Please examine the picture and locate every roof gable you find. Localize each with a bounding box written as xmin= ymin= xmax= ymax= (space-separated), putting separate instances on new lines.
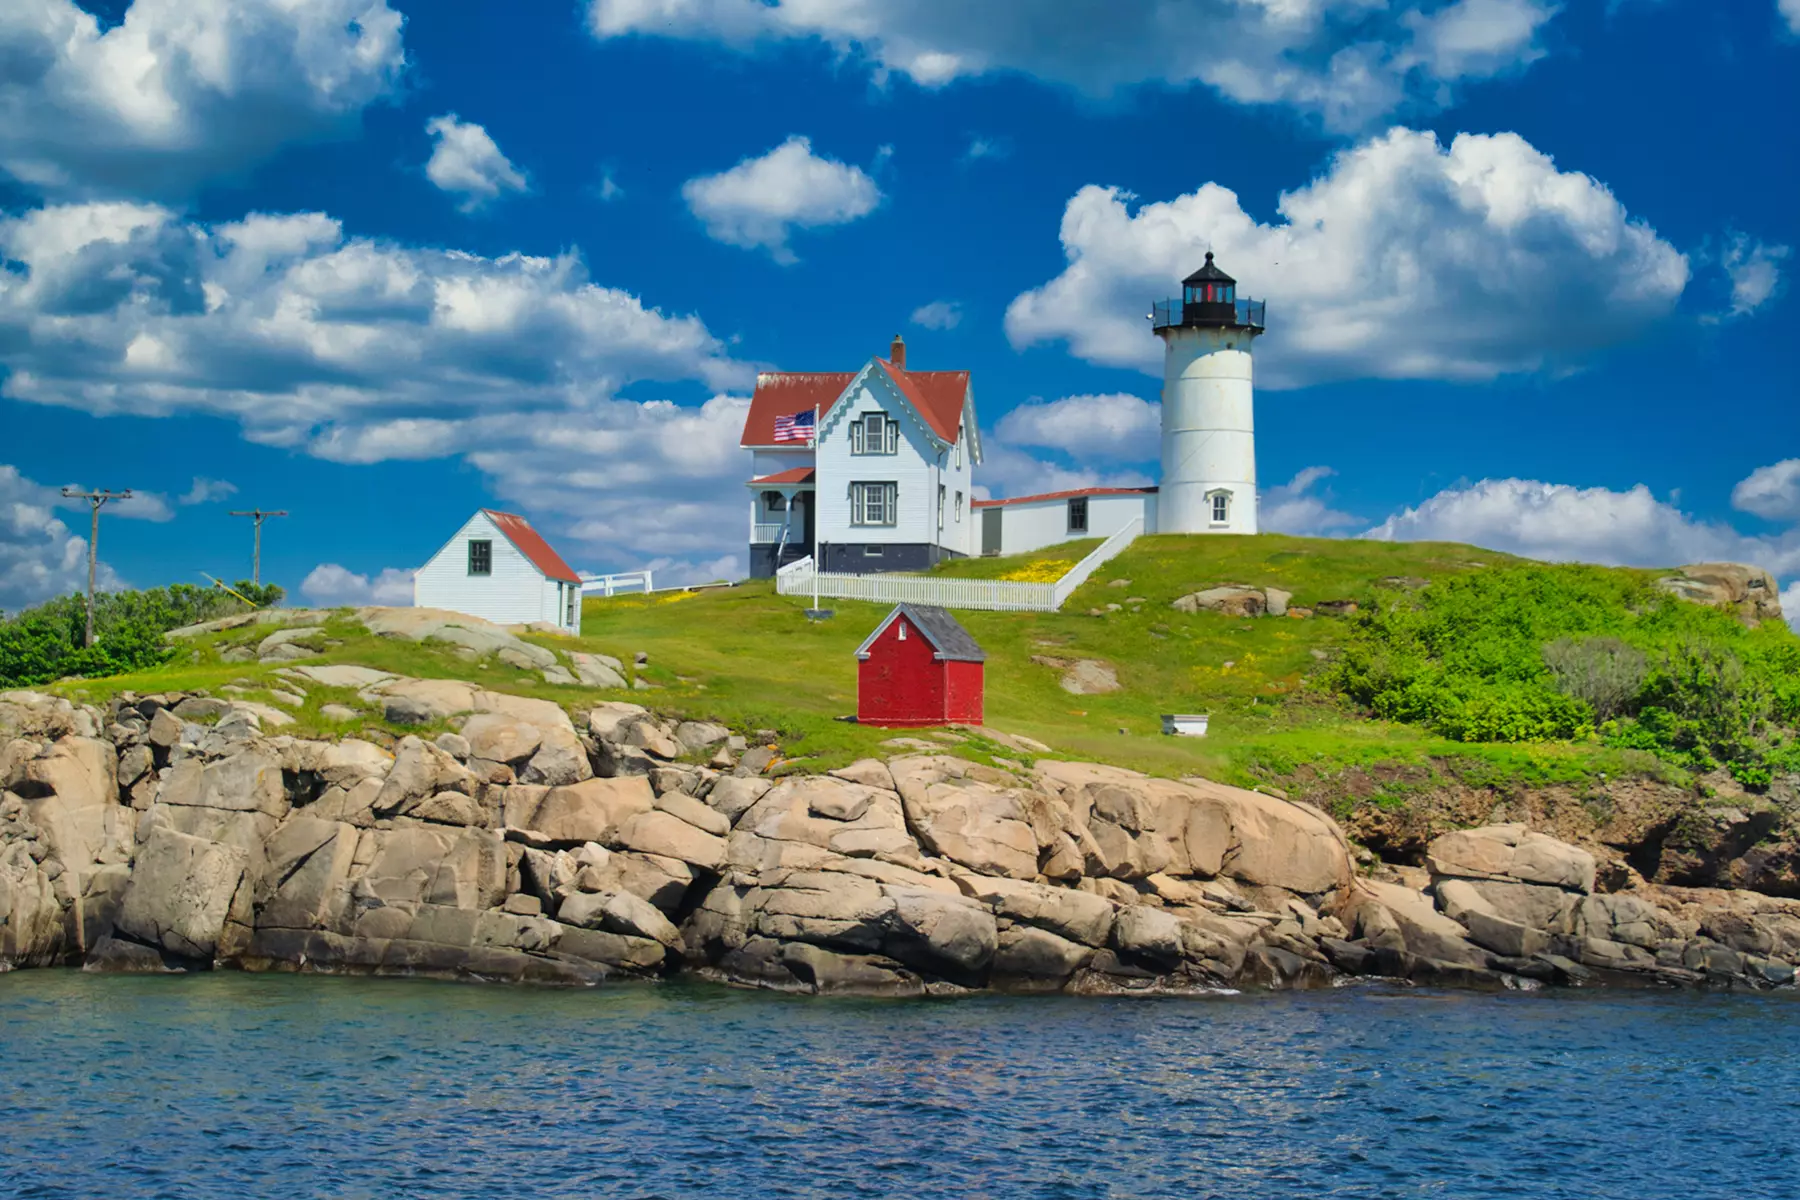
xmin=875 ymin=360 xmax=968 ymax=444
xmin=480 ymin=509 xmax=581 ymax=584
xmin=855 ymin=603 xmax=985 ymax=663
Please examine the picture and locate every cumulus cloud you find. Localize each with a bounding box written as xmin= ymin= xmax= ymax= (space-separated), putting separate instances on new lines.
xmin=973 ymin=444 xmax=1154 ymax=502
xmin=179 ymin=477 xmax=238 ymax=506
xmin=1261 ymin=466 xmax=1362 ymax=536
xmin=300 ymin=563 xmax=415 ymax=606
xmin=0 ymin=0 xmax=405 ymax=198
xmin=910 ymin=300 xmax=963 ymax=330
xmin=0 ymin=464 xmax=123 ymax=611
xmin=994 ymin=393 xmax=1160 ymax=462
xmin=1006 ymin=128 xmax=1688 ymax=388
xmin=963 ymin=136 xmax=1008 ymax=162
xmin=0 ymin=201 xmax=758 ymax=576
xmin=425 ymin=114 xmax=528 ymax=212
xmin=586 ymin=0 xmax=1558 ymax=131
xmin=680 ymin=135 xmax=882 ymax=263
xmin=1732 ymin=459 xmax=1800 ymax=523
xmin=1783 ymin=0 xmax=1800 ymax=36
xmin=1718 ymin=234 xmax=1788 ymax=319
xmin=1364 ymin=477 xmax=1800 ymax=581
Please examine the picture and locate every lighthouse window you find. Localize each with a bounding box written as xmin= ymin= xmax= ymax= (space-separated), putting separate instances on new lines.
xmin=1211 ymin=493 xmax=1231 ymax=524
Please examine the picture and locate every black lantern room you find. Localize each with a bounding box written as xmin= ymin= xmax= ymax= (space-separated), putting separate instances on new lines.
xmin=1152 ymin=252 xmax=1265 ymax=332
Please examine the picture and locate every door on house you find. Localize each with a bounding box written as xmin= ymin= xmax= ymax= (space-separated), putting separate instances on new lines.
xmin=981 ymin=508 xmax=1002 ymax=555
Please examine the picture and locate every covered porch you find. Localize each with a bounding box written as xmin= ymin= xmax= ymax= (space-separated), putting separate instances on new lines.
xmin=748 ymin=467 xmax=815 ymax=578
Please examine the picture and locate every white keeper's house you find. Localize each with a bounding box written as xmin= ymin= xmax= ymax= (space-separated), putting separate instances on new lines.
xmin=414 ymin=509 xmax=584 ymax=634
xmin=741 ymin=254 xmax=1267 ymax=575
xmin=741 ymin=335 xmax=982 ymax=577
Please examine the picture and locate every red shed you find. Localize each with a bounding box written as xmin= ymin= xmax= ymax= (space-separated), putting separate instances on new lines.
xmin=855 ymin=603 xmax=986 ymax=727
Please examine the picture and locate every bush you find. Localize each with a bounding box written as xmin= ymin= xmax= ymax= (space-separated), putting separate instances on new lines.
xmin=1542 ymin=636 xmax=1647 ymax=723
xmin=1328 ymin=563 xmax=1800 ymax=783
xmin=0 ymin=581 xmax=284 ymax=688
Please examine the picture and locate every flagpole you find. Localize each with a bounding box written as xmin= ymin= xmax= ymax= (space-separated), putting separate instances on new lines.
xmin=812 ymin=404 xmax=821 ymax=610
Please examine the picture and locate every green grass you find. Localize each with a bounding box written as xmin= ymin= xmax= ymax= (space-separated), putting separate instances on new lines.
xmin=50 ymin=533 xmax=1733 ymax=793
xmin=571 ymin=533 xmax=1661 ymax=785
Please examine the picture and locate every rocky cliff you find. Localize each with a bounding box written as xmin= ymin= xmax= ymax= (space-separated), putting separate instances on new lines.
xmin=5 ymin=680 xmax=1799 ymax=994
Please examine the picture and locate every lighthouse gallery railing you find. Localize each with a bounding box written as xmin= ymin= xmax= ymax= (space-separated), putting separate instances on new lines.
xmin=775 ymin=517 xmax=1144 ymax=613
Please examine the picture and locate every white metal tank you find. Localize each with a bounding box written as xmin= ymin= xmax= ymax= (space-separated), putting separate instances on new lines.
xmin=1151 ymin=253 xmax=1265 ymax=535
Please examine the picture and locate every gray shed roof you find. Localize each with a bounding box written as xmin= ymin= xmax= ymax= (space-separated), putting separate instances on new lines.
xmin=854 ymin=603 xmax=986 ymax=663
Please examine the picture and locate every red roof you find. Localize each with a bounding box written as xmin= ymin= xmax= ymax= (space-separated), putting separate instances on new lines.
xmin=972 ymin=486 xmax=1158 ymax=509
xmin=740 ymin=372 xmax=855 ymax=446
xmin=749 ymin=467 xmax=816 ymax=486
xmin=482 ymin=509 xmax=581 ymax=584
xmin=877 ymin=359 xmax=969 ymax=443
xmin=739 ymin=361 xmax=969 ymax=446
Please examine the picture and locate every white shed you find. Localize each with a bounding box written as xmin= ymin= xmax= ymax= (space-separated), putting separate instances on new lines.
xmin=413 ymin=509 xmax=584 ymax=634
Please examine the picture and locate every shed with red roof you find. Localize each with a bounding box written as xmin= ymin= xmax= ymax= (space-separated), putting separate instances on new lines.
xmin=855 ymin=603 xmax=985 ymax=727
xmin=413 ymin=509 xmax=585 ymax=635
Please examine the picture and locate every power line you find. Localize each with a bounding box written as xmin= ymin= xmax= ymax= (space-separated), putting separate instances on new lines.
xmin=228 ymin=509 xmax=289 ymax=586
xmin=60 ymin=487 xmax=132 ymax=648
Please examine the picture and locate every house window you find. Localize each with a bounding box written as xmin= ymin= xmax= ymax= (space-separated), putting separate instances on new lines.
xmin=1068 ymin=497 xmax=1088 ymax=534
xmin=1211 ymin=492 xmax=1231 ymax=524
xmin=468 ymin=539 xmax=492 ymax=576
xmin=850 ymin=413 xmax=898 ymax=455
xmin=955 ymin=434 xmax=962 ymax=470
xmin=864 ymin=545 xmax=884 ymax=557
xmin=938 ymin=483 xmax=946 ymax=529
xmin=762 ymin=490 xmax=786 ymax=513
xmin=851 ymin=482 xmax=898 ymax=526
xmin=955 ymin=491 xmax=963 ymax=521
xmin=565 ymin=584 xmax=577 ymax=628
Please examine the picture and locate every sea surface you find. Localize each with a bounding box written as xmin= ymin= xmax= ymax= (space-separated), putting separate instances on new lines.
xmin=1 ymin=972 xmax=1795 ymax=1199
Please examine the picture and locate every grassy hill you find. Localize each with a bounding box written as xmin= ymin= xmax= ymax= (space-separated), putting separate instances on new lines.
xmin=49 ymin=534 xmax=1798 ymax=843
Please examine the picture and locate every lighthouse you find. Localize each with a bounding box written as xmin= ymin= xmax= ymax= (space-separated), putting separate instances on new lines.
xmin=1152 ymin=253 xmax=1266 ymax=534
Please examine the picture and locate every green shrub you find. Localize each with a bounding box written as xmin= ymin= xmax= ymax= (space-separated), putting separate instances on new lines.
xmin=0 ymin=581 xmax=284 ymax=688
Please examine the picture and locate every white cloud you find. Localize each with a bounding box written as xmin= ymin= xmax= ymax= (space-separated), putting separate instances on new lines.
xmin=593 ymin=169 xmax=625 ymax=203
xmin=974 ymin=444 xmax=1154 ymax=502
xmin=425 ymin=114 xmax=528 ymax=212
xmin=910 ymin=300 xmax=963 ymax=330
xmin=1732 ymin=459 xmax=1800 ymax=523
xmin=994 ymin=393 xmax=1159 ymax=462
xmin=637 ymin=554 xmax=744 ymax=588
xmin=0 ymin=464 xmax=123 ymax=611
xmin=680 ymin=135 xmax=882 ymax=263
xmin=0 ymin=0 xmax=405 ymax=198
xmin=0 ymin=201 xmax=759 ymax=577
xmin=963 ymin=136 xmax=1008 ymax=162
xmin=300 ymin=563 xmax=415 ymax=606
xmin=1782 ymin=0 xmax=1800 ymax=36
xmin=1719 ymin=234 xmax=1788 ymax=319
xmin=1261 ymin=466 xmax=1362 ymax=535
xmin=1364 ymin=477 xmax=1800 ymax=581
xmin=586 ymin=0 xmax=1559 ymax=131
xmin=1006 ymin=127 xmax=1688 ymax=388
xmin=179 ymin=477 xmax=238 ymax=505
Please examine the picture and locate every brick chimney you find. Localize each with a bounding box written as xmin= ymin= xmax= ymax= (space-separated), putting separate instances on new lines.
xmin=889 ymin=333 xmax=906 ymax=369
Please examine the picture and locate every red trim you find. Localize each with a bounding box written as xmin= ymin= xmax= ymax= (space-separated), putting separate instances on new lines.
xmin=875 ymin=360 xmax=968 ymax=443
xmin=480 ymin=509 xmax=581 ymax=584
xmin=972 ymin=486 xmax=1157 ymax=509
xmin=749 ymin=467 xmax=817 ymax=486
xmin=739 ymin=372 xmax=855 ymax=446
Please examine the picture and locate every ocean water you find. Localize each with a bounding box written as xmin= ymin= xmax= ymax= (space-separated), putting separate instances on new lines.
xmin=1 ymin=973 xmax=1795 ymax=1199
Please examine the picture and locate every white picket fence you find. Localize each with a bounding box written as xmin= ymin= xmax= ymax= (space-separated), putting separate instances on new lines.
xmin=775 ymin=517 xmax=1143 ymax=613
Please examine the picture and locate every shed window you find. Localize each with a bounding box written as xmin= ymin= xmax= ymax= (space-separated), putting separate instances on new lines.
xmin=1211 ymin=492 xmax=1231 ymax=524
xmin=565 ymin=584 xmax=577 ymax=628
xmin=897 ymin=620 xmax=907 ymax=641
xmin=851 ymin=481 xmax=897 ymax=526
xmin=1068 ymin=497 xmax=1089 ymax=534
xmin=468 ymin=539 xmax=492 ymax=576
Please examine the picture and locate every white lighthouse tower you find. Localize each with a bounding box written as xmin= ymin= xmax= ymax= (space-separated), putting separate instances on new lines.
xmin=1152 ymin=252 xmax=1265 ymax=534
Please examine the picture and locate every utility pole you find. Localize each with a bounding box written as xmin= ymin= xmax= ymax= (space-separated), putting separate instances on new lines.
xmin=60 ymin=487 xmax=132 ymax=648
xmin=229 ymin=509 xmax=288 ymax=586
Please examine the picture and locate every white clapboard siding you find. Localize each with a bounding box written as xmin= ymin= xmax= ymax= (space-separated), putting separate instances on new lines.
xmin=777 ymin=518 xmax=1143 ymax=612
xmin=414 ymin=511 xmax=574 ymax=630
xmin=815 ymin=377 xmax=939 ymax=548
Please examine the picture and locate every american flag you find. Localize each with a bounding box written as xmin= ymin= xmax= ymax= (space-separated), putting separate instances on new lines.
xmin=772 ymin=408 xmax=816 ymax=443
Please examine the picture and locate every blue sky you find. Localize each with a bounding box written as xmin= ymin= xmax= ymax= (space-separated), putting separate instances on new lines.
xmin=1 ymin=0 xmax=1796 ymax=620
